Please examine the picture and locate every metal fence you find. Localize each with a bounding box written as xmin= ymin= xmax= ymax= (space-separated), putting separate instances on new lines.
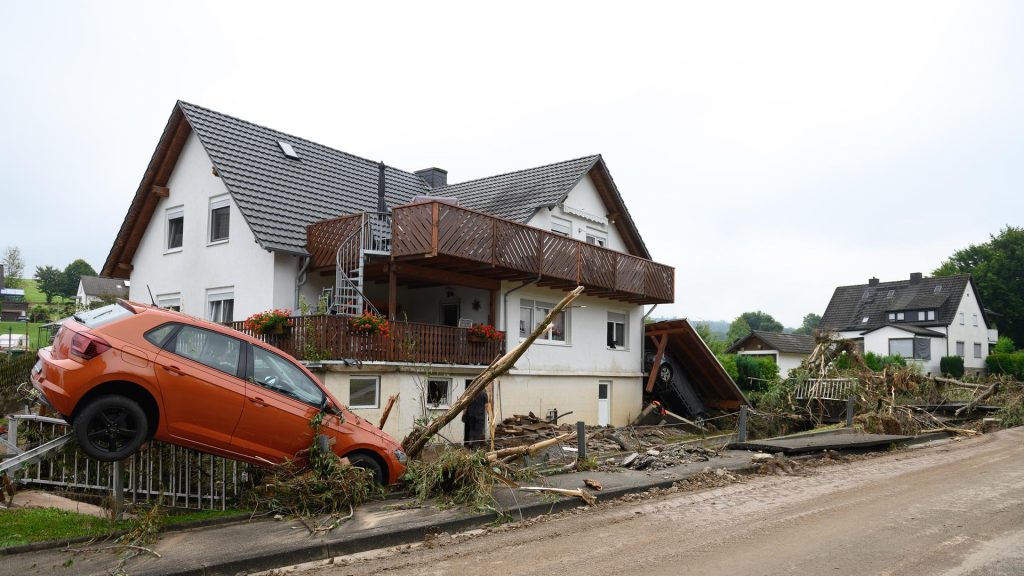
xmin=6 ymin=414 xmax=250 ymax=510
xmin=793 ymin=378 xmax=859 ymax=401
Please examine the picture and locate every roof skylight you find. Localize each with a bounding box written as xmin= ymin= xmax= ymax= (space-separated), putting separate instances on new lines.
xmin=278 ymin=141 xmax=299 ymax=159
xmin=933 ymin=285 xmax=943 ymax=294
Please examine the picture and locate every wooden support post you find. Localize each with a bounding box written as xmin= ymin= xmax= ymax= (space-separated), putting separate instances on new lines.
xmin=846 ymin=396 xmax=856 ymax=427
xmin=111 ymin=460 xmax=124 ymax=521
xmin=738 ymin=405 xmax=749 ymax=442
xmin=576 ymin=421 xmax=587 ymax=461
xmin=645 ymin=334 xmax=668 ymax=393
xmin=388 ymin=264 xmax=398 ymax=321
xmin=488 ymin=288 xmax=498 ymax=327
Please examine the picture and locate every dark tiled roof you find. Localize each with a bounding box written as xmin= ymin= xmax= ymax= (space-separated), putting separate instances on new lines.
xmin=819 ymin=274 xmax=971 ymax=332
xmin=179 ymin=102 xmax=431 ymax=254
xmin=727 ymin=331 xmax=816 ymax=355
xmin=79 ymin=276 xmax=128 ymax=298
xmin=432 ymin=156 xmax=600 ymax=223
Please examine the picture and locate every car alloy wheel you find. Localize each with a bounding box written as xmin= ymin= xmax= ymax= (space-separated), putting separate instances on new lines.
xmin=658 ymin=362 xmax=674 ymax=384
xmin=75 ymin=396 xmax=148 ymax=462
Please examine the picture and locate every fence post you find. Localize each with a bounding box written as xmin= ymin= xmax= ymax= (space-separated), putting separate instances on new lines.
xmin=576 ymin=421 xmax=587 ymax=461
xmin=738 ymin=405 xmax=748 ymax=442
xmin=111 ymin=460 xmax=124 ymax=521
xmin=846 ymin=396 xmax=856 ymax=427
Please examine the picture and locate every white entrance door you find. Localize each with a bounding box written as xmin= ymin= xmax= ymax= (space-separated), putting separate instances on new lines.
xmin=597 ymin=381 xmax=611 ymax=426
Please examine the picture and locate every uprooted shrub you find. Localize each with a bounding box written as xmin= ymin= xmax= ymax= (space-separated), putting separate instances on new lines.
xmin=246 ymin=411 xmax=383 ymax=519
xmin=402 ymin=446 xmax=498 ymax=511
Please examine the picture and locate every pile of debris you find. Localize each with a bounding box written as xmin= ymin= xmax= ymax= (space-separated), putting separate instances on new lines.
xmin=602 ymin=445 xmax=717 ymax=472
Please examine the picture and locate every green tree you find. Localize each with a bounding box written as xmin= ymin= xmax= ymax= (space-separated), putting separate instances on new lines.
xmin=934 ymin=226 xmax=1024 ymax=347
xmin=727 ymin=311 xmax=783 ymax=343
xmin=61 ymin=259 xmax=97 ymax=298
xmin=33 ymin=265 xmax=64 ymax=303
xmin=692 ymin=321 xmax=726 ymax=355
xmin=2 ymin=246 xmax=25 ymax=288
xmin=994 ymin=336 xmax=1015 ymax=354
xmin=792 ymin=313 xmax=822 ymax=336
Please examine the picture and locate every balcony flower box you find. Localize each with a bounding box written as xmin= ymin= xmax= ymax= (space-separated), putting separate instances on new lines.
xmin=243 ymin=309 xmax=293 ymax=335
xmin=467 ymin=323 xmax=502 ymax=343
xmin=349 ymin=312 xmax=391 ymax=337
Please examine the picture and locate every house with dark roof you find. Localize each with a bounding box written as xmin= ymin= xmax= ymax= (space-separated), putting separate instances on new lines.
xmin=726 ymin=331 xmax=816 ymax=378
xmin=75 ymin=275 xmax=129 ymax=311
xmin=102 ymin=101 xmax=675 ymax=438
xmin=819 ymin=273 xmax=998 ymax=375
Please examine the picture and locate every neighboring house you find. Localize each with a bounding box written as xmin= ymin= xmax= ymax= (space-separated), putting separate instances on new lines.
xmin=0 ymin=287 xmax=28 ymax=322
xmin=101 ymin=101 xmax=675 ymax=440
xmin=725 ymin=331 xmax=816 ymax=378
xmin=819 ymin=273 xmax=998 ymax=375
xmin=76 ymin=275 xmax=129 ymax=311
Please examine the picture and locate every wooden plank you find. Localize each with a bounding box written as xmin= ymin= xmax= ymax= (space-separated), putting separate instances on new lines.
xmin=645 ymin=334 xmax=668 ymax=393
xmin=151 ymin=185 xmax=169 ymax=198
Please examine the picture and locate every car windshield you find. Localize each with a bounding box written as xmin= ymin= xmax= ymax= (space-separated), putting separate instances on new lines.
xmin=74 ymin=303 xmax=135 ymax=329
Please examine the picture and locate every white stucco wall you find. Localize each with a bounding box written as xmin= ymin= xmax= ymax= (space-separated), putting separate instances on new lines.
xmin=129 ymin=132 xmax=276 ymax=321
xmin=946 ymin=283 xmax=992 ymax=371
xmin=526 ymin=173 xmax=629 ymax=253
xmin=860 ymin=326 xmax=944 ymax=374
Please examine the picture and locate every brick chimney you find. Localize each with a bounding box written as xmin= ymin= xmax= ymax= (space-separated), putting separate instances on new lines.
xmin=415 ymin=167 xmax=448 ymax=188
xmin=868 ymin=277 xmax=879 ymax=286
xmin=910 ymin=272 xmax=923 ymax=285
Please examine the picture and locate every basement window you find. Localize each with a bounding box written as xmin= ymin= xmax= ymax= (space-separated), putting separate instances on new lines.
xmin=348 ymin=376 xmax=380 ymax=409
xmin=278 ymin=141 xmax=299 ymax=159
xmin=426 ymin=378 xmax=451 ymax=409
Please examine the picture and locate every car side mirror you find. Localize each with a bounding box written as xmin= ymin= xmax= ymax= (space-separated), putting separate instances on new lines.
xmin=321 ymin=396 xmax=345 ymax=421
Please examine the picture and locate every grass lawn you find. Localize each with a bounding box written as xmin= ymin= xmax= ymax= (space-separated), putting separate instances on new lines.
xmin=0 ymin=507 xmax=251 ymax=549
xmin=15 ymin=279 xmax=72 ymax=306
xmin=0 ymin=322 xmax=47 ymax=349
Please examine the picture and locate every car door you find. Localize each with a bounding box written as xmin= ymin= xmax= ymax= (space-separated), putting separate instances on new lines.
xmin=229 ymin=344 xmax=325 ymax=463
xmin=154 ymin=325 xmax=246 ymax=449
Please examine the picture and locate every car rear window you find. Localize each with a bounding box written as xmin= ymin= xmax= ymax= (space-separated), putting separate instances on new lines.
xmin=144 ymin=323 xmax=178 ymax=348
xmin=74 ymin=303 xmax=135 ymax=329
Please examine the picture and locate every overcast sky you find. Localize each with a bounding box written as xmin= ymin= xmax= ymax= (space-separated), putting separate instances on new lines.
xmin=2 ymin=1 xmax=1022 ymax=327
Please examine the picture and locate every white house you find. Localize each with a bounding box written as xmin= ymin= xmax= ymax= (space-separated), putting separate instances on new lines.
xmin=725 ymin=331 xmax=816 ymax=378
xmin=75 ymin=275 xmax=129 ymax=311
xmin=819 ymin=273 xmax=998 ymax=375
xmin=101 ymin=101 xmax=675 ymax=440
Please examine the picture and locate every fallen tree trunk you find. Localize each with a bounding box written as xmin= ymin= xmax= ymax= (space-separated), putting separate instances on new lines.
xmin=402 ymin=286 xmax=585 ymax=459
xmin=486 ymin=432 xmax=574 ymax=463
xmin=378 ymin=393 xmax=399 ymax=429
xmin=955 ymin=381 xmax=1000 ymax=417
xmin=519 ymin=486 xmax=597 ymax=506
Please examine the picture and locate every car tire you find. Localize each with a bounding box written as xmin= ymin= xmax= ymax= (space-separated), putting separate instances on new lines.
xmin=347 ymin=452 xmax=385 ymax=484
xmin=74 ymin=395 xmax=148 ymax=462
xmin=657 ymin=362 xmax=674 ymax=384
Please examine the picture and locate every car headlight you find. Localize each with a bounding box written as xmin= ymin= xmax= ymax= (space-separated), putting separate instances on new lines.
xmin=394 ymin=449 xmax=407 ymax=464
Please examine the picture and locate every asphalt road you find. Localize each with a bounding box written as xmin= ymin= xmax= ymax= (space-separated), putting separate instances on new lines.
xmin=296 ymin=427 xmax=1024 ymax=576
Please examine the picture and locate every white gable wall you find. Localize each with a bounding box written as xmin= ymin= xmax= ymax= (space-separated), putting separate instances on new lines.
xmin=129 ymin=132 xmax=277 ymax=322
xmin=947 ymin=282 xmax=991 ymax=371
xmin=526 ymin=173 xmax=628 ymax=253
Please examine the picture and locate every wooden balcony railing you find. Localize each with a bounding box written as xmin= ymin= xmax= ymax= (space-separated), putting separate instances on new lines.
xmin=225 ymin=316 xmax=504 ymax=365
xmin=391 ymin=202 xmax=674 ymax=303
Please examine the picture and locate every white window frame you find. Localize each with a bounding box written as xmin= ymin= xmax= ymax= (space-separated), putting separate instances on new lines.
xmin=348 ymin=376 xmax=380 ymax=409
xmin=973 ymin=342 xmax=982 ymax=359
xmin=972 ymin=314 xmax=978 ymax=327
xmin=519 ymin=298 xmax=569 ymax=344
xmin=927 ymin=310 xmax=936 ymax=321
xmin=165 ymin=205 xmax=184 ymax=253
xmin=425 ymin=378 xmax=452 ymax=409
xmin=888 ymin=338 xmax=914 ymax=358
xmin=208 ymin=195 xmax=231 ymax=245
xmin=956 ymin=340 xmax=965 ymax=357
xmin=206 ymin=287 xmax=235 ymax=323
xmin=959 ymin=312 xmax=965 ymax=325
xmin=156 ymin=292 xmax=182 ymax=312
xmin=585 ymin=226 xmax=607 ymax=247
xmin=607 ymin=311 xmax=627 ymax=350
xmin=550 ymin=216 xmax=571 ymax=237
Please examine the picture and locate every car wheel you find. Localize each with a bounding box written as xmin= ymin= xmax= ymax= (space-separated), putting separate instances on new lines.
xmin=74 ymin=396 xmax=148 ymax=462
xmin=347 ymin=452 xmax=385 ymax=484
xmin=658 ymin=362 xmax=674 ymax=384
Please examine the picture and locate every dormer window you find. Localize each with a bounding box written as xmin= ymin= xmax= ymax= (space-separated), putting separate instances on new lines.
xmin=886 ymin=290 xmax=895 ymax=298
xmin=933 ymin=285 xmax=943 ymax=294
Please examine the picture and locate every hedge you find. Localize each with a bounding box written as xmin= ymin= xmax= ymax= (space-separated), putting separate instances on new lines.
xmin=940 ymin=355 xmax=965 ymax=378
xmin=986 ymin=352 xmax=1024 ymax=379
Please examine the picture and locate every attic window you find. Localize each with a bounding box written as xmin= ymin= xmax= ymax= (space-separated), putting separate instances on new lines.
xmin=933 ymin=285 xmax=943 ymax=294
xmin=862 ymin=316 xmax=869 ymax=323
xmin=886 ymin=290 xmax=894 ymax=298
xmin=278 ymin=141 xmax=299 ymax=159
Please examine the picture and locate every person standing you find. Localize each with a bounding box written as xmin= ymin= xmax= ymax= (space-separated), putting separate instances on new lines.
xmin=462 ymin=389 xmax=489 ymax=449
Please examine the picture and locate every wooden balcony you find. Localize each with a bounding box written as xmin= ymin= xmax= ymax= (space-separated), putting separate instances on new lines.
xmin=226 ymin=315 xmax=504 ymax=365
xmin=307 ymin=201 xmax=675 ymax=304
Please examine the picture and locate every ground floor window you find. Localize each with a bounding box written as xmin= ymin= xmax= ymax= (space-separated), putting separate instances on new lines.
xmin=157 ymin=293 xmax=181 ymax=312
xmin=607 ymin=312 xmax=626 ymax=349
xmin=889 ymin=337 xmax=930 ymax=360
xmin=956 ymin=341 xmax=965 ymax=357
xmin=207 ymin=288 xmax=234 ymax=323
xmin=973 ymin=342 xmax=982 ymax=358
xmin=349 ymin=376 xmax=380 ymax=409
xmin=426 ymin=378 xmax=451 ymax=409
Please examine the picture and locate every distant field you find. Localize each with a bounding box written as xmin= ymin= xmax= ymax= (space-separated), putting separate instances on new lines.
xmin=15 ymin=279 xmax=71 ymax=305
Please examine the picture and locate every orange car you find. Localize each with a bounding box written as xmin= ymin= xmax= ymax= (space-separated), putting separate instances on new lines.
xmin=31 ymin=300 xmax=406 ymax=484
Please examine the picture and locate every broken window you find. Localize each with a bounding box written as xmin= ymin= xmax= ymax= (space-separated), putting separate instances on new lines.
xmin=426 ymin=378 xmax=451 ymax=408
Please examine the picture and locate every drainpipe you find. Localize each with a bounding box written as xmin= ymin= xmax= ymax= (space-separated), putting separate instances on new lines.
xmin=295 ymin=255 xmax=310 ymax=311
xmin=642 ymin=304 xmax=658 ymax=321
xmin=502 ymin=277 xmax=539 ymax=334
